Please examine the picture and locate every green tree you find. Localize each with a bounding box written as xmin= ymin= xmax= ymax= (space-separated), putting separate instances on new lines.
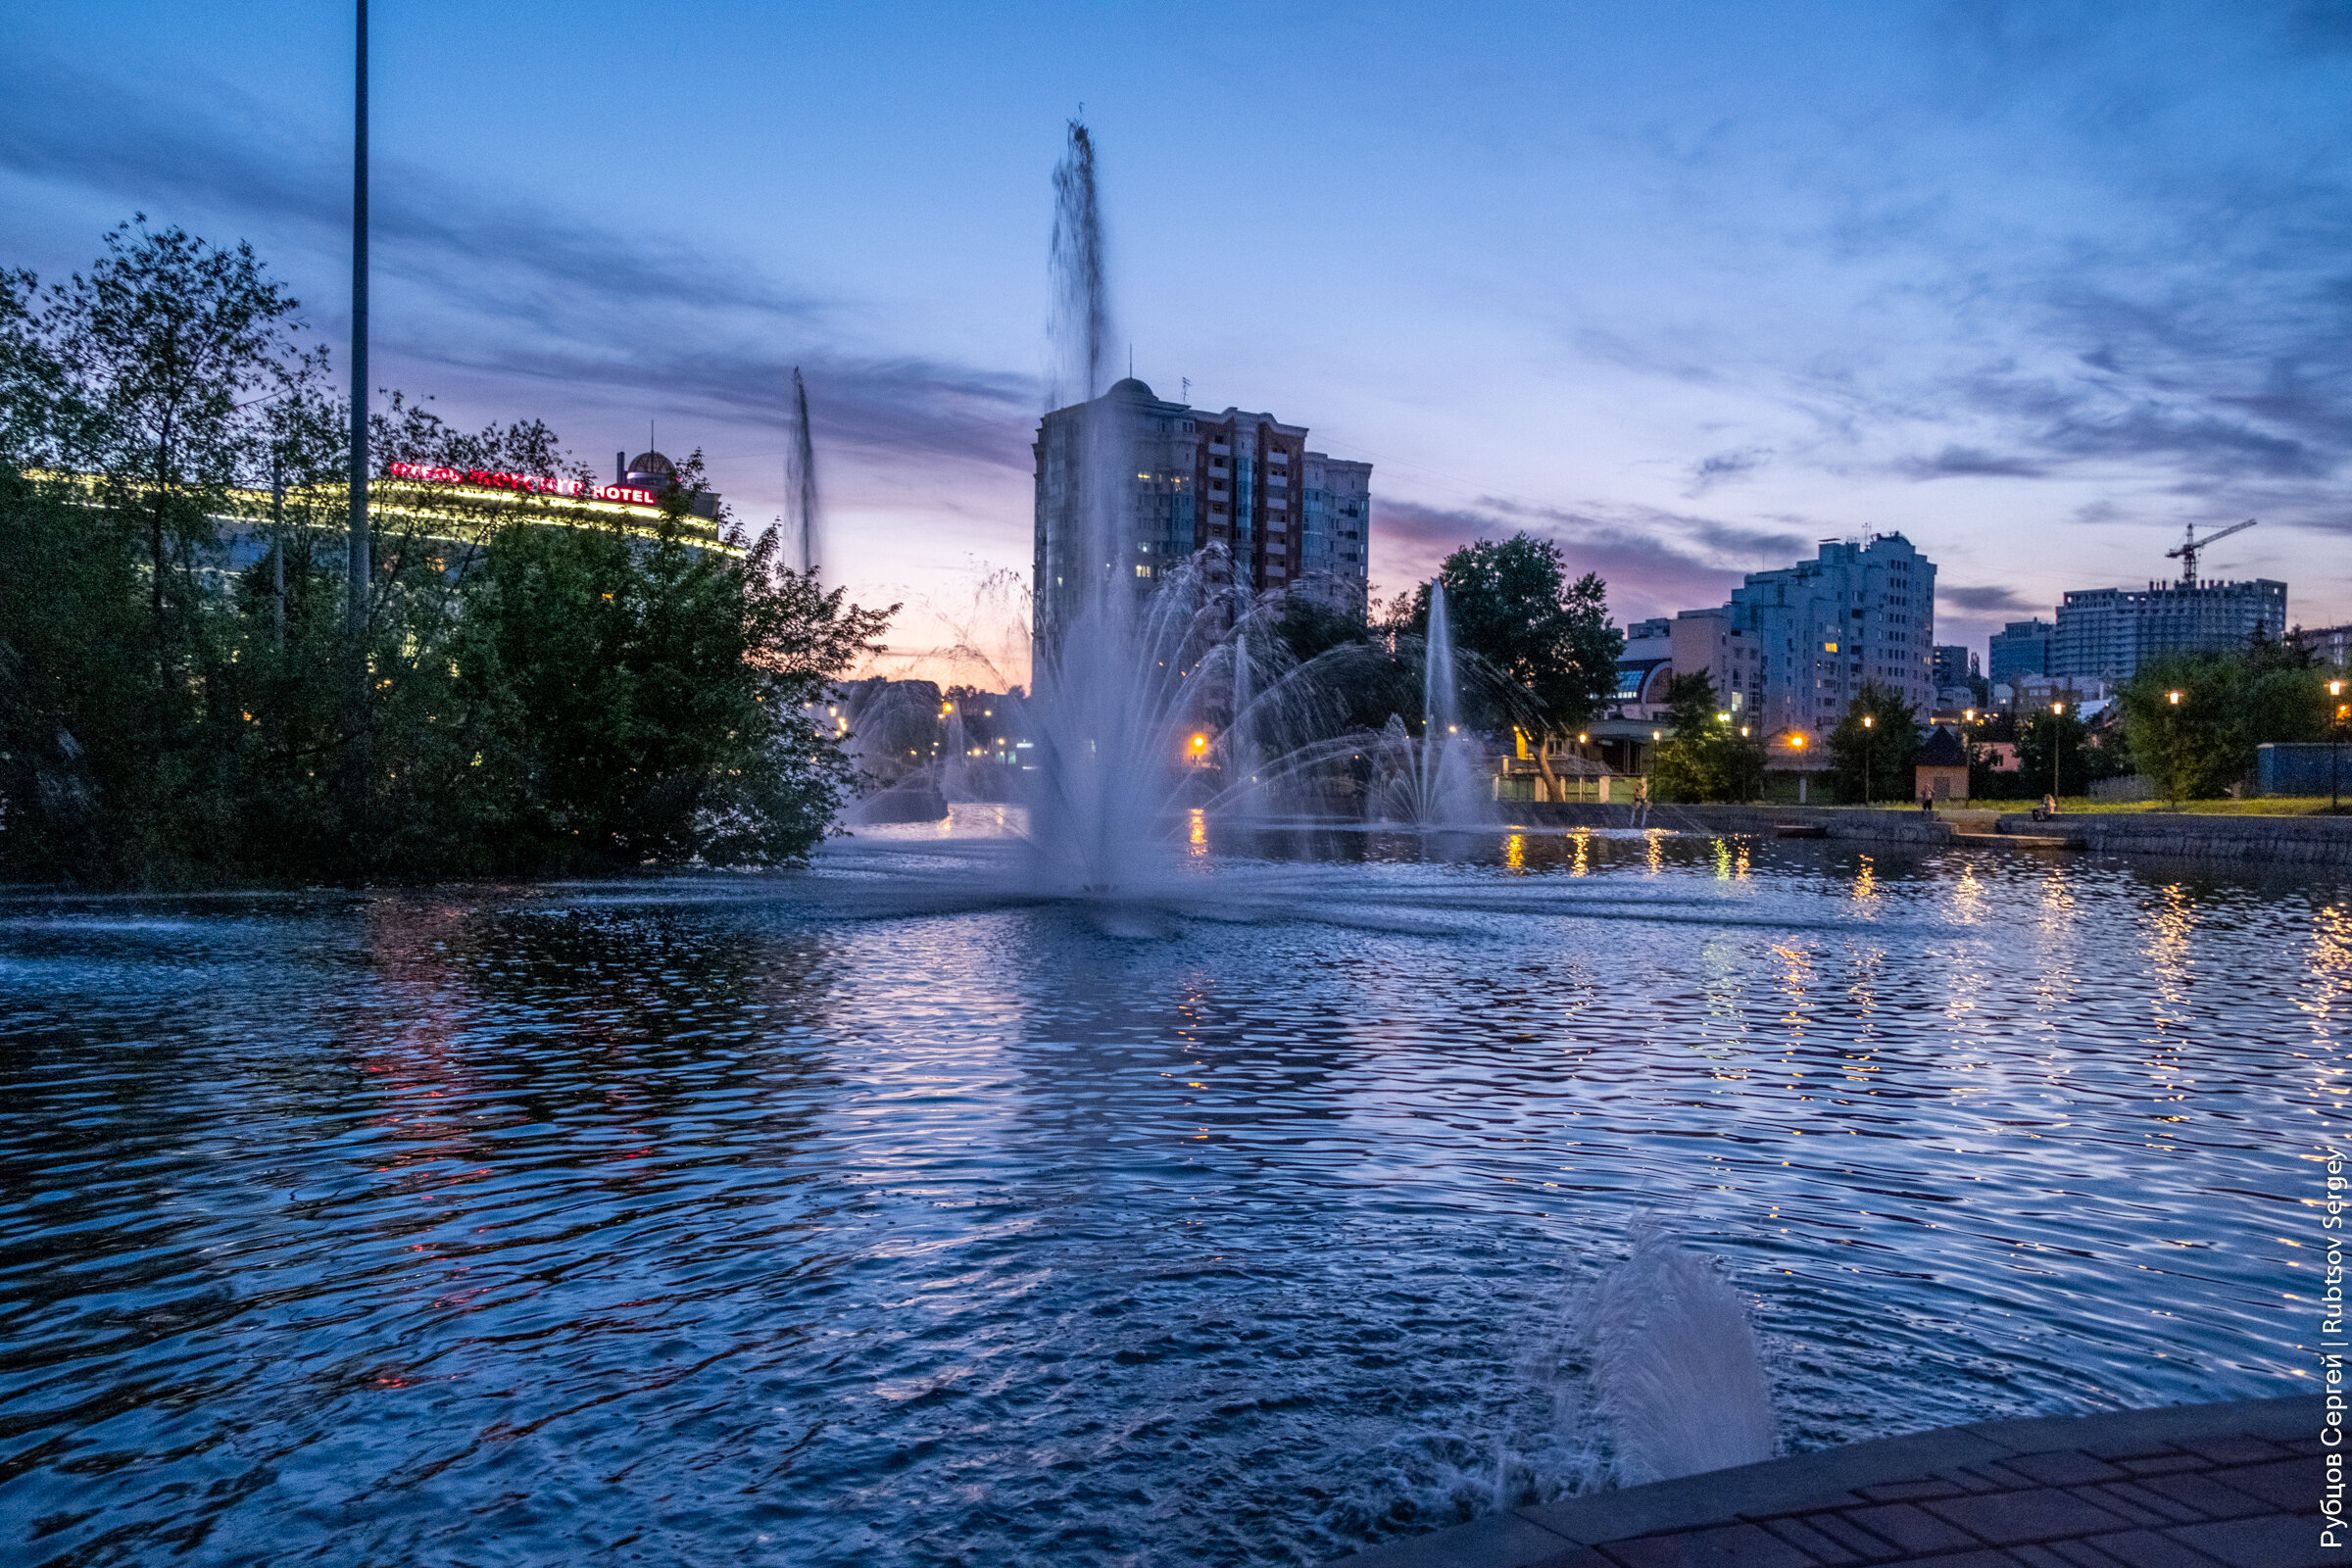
xmin=2119 ymin=644 xmax=2332 ymax=803
xmin=1826 ymin=684 xmax=1921 ymax=804
xmin=0 ymin=218 xmax=894 ymax=886
xmin=1649 ymin=670 xmax=1763 ymax=802
xmin=1402 ymin=534 xmax=1621 ymax=790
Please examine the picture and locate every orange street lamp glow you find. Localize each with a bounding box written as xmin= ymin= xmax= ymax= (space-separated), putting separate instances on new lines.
xmin=1789 ymin=734 xmax=1806 ymax=749
xmin=2167 ymin=690 xmax=2182 ymax=705
xmin=1190 ymin=734 xmax=1207 ymax=750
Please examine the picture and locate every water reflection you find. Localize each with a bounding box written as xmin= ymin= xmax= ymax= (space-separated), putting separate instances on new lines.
xmin=0 ymin=840 xmax=2334 ymax=1568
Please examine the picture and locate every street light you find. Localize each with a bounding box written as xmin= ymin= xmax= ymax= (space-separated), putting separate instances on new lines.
xmin=2331 ymin=678 xmax=2346 ymax=813
xmin=1861 ymin=712 xmax=1875 ymax=805
xmin=2049 ymin=701 xmax=2065 ymax=802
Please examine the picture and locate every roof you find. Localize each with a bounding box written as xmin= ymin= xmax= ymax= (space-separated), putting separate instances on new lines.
xmin=625 ymin=451 xmax=675 ymax=476
xmin=1916 ymin=726 xmax=1967 ymax=767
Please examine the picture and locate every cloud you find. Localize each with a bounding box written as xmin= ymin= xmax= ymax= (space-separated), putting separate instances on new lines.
xmin=1686 ymin=446 xmax=1771 ymax=494
xmin=1371 ymin=495 xmax=1814 ymax=623
xmin=1939 ymin=582 xmax=2040 ymax=613
xmin=0 ymin=58 xmax=1037 ymax=478
xmin=1904 ymin=444 xmax=2049 ymax=479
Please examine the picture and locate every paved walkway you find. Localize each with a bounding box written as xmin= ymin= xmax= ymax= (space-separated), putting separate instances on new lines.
xmin=1331 ymin=1396 xmax=2325 ymax=1568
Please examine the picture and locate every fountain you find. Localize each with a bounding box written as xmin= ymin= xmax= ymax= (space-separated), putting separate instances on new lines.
xmin=1584 ymin=1230 xmax=1776 ymax=1485
xmin=1370 ymin=581 xmax=1495 ymax=826
xmin=788 ymin=367 xmax=821 ymax=577
xmin=846 ymin=121 xmax=1506 ymax=872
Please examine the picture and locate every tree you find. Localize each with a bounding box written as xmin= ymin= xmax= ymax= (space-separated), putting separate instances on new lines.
xmin=1403 ymin=534 xmax=1622 ymax=789
xmin=2119 ymin=646 xmax=2332 ymax=803
xmin=0 ymin=218 xmax=894 ymax=886
xmin=1826 ymin=684 xmax=1921 ymax=804
xmin=1649 ymin=670 xmax=1763 ymax=802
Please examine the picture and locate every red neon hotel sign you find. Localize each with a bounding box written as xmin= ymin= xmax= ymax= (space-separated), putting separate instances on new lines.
xmin=387 ymin=462 xmax=661 ymax=509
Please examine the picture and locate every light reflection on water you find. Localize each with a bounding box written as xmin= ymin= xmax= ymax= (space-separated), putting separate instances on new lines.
xmin=0 ymin=827 xmax=2340 ymax=1567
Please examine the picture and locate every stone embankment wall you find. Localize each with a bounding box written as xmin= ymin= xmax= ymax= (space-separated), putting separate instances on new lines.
xmin=1998 ymin=811 xmax=2352 ymax=868
xmin=1506 ymin=802 xmax=2352 ymax=867
xmin=1506 ymin=803 xmax=1955 ymax=846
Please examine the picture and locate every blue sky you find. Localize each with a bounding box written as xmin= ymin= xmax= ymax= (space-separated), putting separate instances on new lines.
xmin=6 ymin=1 xmax=2348 ymax=683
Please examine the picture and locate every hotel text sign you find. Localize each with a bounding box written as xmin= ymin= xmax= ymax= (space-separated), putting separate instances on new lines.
xmin=387 ymin=462 xmax=661 ymax=509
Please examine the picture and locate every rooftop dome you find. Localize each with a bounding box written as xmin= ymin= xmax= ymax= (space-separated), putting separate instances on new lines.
xmin=625 ymin=451 xmax=676 ymax=477
xmin=1106 ymin=377 xmax=1154 ymax=401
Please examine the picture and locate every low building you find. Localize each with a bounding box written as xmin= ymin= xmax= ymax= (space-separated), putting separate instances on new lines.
xmin=2303 ymin=622 xmax=2352 ymax=668
xmin=1914 ymin=726 xmax=1968 ymax=803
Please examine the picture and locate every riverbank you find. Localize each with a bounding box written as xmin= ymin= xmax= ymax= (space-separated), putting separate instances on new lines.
xmin=1506 ymin=802 xmax=2352 ymax=868
xmin=1330 ymin=1396 xmax=2320 ymax=1567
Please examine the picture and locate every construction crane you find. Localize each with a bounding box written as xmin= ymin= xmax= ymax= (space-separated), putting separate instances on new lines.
xmin=2166 ymin=517 xmax=2256 ymax=587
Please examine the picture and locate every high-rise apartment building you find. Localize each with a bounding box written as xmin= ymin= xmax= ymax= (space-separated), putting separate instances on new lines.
xmin=1931 ymin=645 xmax=1977 ymax=689
xmin=1625 ymin=535 xmax=1936 ymax=738
xmin=1987 ymin=619 xmax=2053 ymax=688
xmin=1032 ymin=379 xmax=1370 ymax=650
xmin=1711 ymin=534 xmax=1937 ymax=736
xmin=2051 ymin=578 xmax=2287 ymax=683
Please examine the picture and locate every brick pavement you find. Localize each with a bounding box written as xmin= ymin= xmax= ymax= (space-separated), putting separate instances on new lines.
xmin=1330 ymin=1396 xmax=2328 ymax=1568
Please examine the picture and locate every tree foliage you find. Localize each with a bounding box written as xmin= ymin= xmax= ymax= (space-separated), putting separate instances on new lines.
xmin=1648 ymin=670 xmax=1763 ymax=802
xmin=0 ymin=220 xmax=890 ymax=886
xmin=2118 ymin=636 xmax=2334 ymax=802
xmin=1400 ymin=534 xmax=1622 ymax=738
xmin=1825 ymin=683 xmax=1922 ymax=804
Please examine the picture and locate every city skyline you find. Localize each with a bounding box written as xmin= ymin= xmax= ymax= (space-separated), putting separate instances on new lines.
xmin=5 ymin=1 xmax=2348 ymax=686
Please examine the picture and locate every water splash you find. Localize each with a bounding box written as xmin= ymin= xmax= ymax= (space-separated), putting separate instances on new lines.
xmin=1584 ymin=1230 xmax=1775 ymax=1486
xmin=788 ymin=367 xmax=821 ymax=577
xmin=1371 ymin=583 xmax=1495 ymax=826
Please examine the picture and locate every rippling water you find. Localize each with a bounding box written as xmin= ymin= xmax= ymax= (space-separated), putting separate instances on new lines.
xmin=1 ymin=824 xmax=2341 ymax=1565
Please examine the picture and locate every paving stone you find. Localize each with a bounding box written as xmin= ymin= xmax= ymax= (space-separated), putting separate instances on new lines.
xmin=1923 ymin=1489 xmax=2132 ymax=1544
xmin=1595 ymin=1523 xmax=1814 ymax=1568
xmin=2132 ymin=1469 xmax=2275 ymax=1521
xmin=2082 ymin=1439 xmax=2181 ymax=1463
xmin=2005 ymin=1547 xmax=2072 ymax=1568
xmin=2117 ymin=1453 xmax=2210 ymax=1478
xmin=2003 ymin=1451 xmax=2130 ymax=1487
xmin=1835 ymin=1502 xmax=1984 ymax=1555
xmin=2064 ymin=1485 xmax=2167 ymax=1527
xmin=2174 ymin=1435 xmax=2287 ymax=1466
xmin=1851 ymin=1478 xmax=1964 ymax=1504
xmin=1758 ymin=1517 xmax=1865 ymax=1565
xmin=2208 ymin=1454 xmax=2320 ymax=1512
xmin=1792 ymin=1511 xmax=1899 ymax=1561
xmin=1936 ymin=1467 xmax=2014 ymax=1495
xmin=2167 ymin=1514 xmax=2337 ymax=1568
xmin=1907 ymin=1556 xmax=2026 ymax=1568
xmin=2087 ymin=1480 xmax=2204 ymax=1525
xmin=2042 ymin=1544 xmax=2117 ymax=1568
xmin=1958 ymin=1461 xmax=2041 ymax=1492
xmin=2080 ymin=1530 xmax=2240 ymax=1568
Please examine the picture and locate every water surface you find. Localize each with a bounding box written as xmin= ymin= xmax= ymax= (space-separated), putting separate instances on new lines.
xmin=0 ymin=826 xmax=2338 ymax=1564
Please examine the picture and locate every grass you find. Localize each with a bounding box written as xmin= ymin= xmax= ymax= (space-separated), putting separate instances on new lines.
xmin=1954 ymin=796 xmax=2348 ymax=817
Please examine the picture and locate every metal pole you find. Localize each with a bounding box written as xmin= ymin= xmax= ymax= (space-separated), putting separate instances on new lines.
xmin=348 ymin=0 xmax=369 ymax=643
xmin=270 ymin=453 xmax=285 ymax=651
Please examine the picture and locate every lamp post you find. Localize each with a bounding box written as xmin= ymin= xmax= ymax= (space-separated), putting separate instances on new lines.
xmin=1861 ymin=711 xmax=1875 ymax=805
xmin=2048 ymin=701 xmax=2065 ymax=803
xmin=2329 ymin=676 xmax=2346 ymax=808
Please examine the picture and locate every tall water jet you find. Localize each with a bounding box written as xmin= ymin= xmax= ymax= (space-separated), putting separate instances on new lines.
xmin=788 ymin=367 xmax=821 ymax=577
xmin=1016 ymin=121 xmax=1211 ymax=897
xmin=1372 ymin=581 xmax=1495 ymax=825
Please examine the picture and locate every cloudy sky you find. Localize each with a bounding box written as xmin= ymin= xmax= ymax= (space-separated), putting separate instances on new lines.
xmin=5 ymin=1 xmax=2348 ymax=685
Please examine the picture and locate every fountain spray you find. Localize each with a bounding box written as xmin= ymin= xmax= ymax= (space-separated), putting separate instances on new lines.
xmin=788 ymin=368 xmax=821 ymax=577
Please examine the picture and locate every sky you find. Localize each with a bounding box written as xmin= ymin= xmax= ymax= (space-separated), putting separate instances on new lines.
xmin=5 ymin=1 xmax=2349 ymax=688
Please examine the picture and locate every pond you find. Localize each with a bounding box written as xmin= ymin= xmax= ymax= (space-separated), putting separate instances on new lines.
xmin=0 ymin=824 xmax=2337 ymax=1565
